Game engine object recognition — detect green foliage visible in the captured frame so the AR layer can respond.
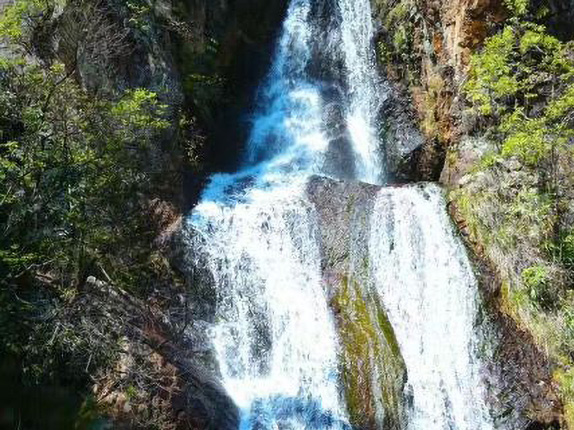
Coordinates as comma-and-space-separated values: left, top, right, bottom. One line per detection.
466, 22, 573, 117
0, 0, 45, 39
0, 59, 168, 287
548, 228, 574, 270
466, 26, 520, 116
179, 114, 205, 169
392, 24, 409, 55
375, 0, 419, 83
0, 1, 198, 425
477, 151, 503, 170
0, 53, 179, 430
462, 19, 574, 417
560, 231, 574, 268
522, 264, 550, 302
385, 1, 410, 27
499, 110, 548, 165
466, 21, 574, 177
126, 0, 152, 32
112, 88, 170, 130
553, 367, 574, 427
0, 0, 64, 51
504, 0, 530, 16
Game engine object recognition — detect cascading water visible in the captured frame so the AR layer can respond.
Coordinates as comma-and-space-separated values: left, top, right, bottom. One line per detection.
192, 184, 349, 429
369, 185, 494, 429
188, 0, 497, 428
339, 0, 387, 184
190, 0, 383, 427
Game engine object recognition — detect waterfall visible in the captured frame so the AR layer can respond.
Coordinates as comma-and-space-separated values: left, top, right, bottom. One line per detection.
189, 0, 380, 427
187, 0, 496, 428
192, 182, 349, 429
339, 0, 387, 184
369, 185, 494, 429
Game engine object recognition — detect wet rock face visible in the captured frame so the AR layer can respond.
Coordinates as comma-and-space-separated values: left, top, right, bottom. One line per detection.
307, 176, 562, 429
307, 176, 407, 430
446, 195, 564, 429
35, 0, 289, 209
536, 0, 574, 40
195, 0, 290, 174
306, 176, 380, 275
369, 0, 506, 183
381, 87, 428, 183
368, 0, 564, 422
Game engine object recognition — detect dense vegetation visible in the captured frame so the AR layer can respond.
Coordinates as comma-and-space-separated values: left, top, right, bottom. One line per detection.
454, 2, 574, 424
0, 0, 191, 427
0, 61, 170, 288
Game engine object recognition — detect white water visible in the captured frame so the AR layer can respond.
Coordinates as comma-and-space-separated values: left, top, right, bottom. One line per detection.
188, 0, 496, 428
339, 0, 387, 183
370, 185, 494, 430
192, 183, 348, 429
189, 0, 384, 427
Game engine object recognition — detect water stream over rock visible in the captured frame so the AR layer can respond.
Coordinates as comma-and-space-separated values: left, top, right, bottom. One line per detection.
186, 0, 497, 428
370, 185, 493, 429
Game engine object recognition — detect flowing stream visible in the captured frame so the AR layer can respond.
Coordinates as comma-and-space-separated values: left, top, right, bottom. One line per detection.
188, 0, 495, 428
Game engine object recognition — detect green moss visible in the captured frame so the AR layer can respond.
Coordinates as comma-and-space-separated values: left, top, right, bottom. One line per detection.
554, 368, 574, 428
375, 302, 402, 360
345, 194, 357, 215
392, 25, 408, 54
334, 275, 406, 429
375, 0, 419, 84
362, 254, 370, 272
385, 2, 410, 28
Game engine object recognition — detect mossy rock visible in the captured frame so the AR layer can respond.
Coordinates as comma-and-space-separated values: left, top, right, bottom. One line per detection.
332, 275, 406, 430
307, 176, 407, 428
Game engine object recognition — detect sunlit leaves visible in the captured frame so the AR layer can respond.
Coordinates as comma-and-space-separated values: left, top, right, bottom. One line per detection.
0, 0, 64, 48
0, 57, 169, 285
504, 0, 530, 16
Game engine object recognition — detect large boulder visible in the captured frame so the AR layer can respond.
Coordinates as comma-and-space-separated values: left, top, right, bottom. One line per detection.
381, 87, 428, 182
307, 176, 407, 430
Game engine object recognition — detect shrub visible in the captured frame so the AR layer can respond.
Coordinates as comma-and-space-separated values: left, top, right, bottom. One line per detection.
0, 59, 169, 287
461, 17, 574, 423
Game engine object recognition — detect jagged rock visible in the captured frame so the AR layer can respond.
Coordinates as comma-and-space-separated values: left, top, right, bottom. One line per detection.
542, 0, 574, 40
446, 203, 564, 429
440, 136, 492, 187
482, 310, 562, 430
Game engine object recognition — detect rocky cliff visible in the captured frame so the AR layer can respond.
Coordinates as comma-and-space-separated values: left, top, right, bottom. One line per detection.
3, 0, 573, 428
308, 177, 407, 430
